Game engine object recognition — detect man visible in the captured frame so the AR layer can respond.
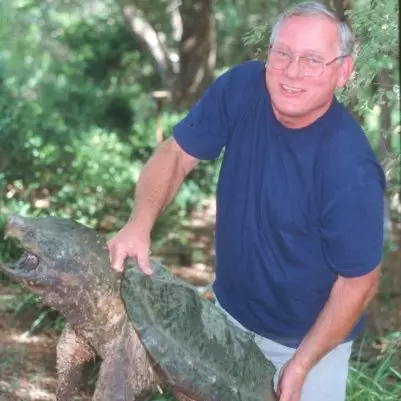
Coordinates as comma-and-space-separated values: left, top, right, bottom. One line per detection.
107, 2, 385, 400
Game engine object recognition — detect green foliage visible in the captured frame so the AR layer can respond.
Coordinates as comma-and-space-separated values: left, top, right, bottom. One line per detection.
0, 0, 220, 257
347, 332, 401, 400
344, 0, 400, 219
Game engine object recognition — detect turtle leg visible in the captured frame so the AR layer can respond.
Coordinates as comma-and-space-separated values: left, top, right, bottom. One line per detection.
92, 324, 159, 401
56, 323, 96, 401
91, 350, 129, 401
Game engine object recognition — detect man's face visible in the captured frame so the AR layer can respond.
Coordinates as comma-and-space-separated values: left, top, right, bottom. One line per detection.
265, 15, 353, 128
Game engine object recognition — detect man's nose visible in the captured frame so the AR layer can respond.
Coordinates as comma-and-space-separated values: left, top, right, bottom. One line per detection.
284, 57, 303, 79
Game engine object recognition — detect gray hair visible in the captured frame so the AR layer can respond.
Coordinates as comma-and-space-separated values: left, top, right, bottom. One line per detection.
269, 1, 355, 56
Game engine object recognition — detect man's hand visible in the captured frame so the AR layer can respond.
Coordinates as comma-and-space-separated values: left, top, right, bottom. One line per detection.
276, 359, 308, 401
106, 223, 153, 275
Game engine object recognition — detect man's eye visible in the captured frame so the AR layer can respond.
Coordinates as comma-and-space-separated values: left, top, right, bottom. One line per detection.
305, 57, 321, 65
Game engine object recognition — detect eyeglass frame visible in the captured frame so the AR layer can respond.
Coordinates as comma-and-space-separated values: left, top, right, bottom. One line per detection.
266, 44, 346, 77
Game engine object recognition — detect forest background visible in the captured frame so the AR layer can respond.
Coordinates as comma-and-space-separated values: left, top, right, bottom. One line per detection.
0, 0, 400, 400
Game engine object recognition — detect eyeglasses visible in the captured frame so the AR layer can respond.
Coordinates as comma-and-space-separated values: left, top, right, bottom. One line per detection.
267, 45, 345, 77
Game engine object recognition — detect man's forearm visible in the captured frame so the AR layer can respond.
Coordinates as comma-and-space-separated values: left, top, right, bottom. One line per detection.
129, 139, 192, 232
292, 266, 381, 372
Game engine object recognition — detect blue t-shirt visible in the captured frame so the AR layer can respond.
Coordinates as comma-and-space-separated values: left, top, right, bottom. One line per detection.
173, 60, 385, 348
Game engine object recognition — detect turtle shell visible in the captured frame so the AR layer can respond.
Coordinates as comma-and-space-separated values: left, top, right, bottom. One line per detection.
121, 259, 277, 401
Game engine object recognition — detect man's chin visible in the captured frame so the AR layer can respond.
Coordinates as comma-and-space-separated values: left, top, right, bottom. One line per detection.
271, 102, 309, 127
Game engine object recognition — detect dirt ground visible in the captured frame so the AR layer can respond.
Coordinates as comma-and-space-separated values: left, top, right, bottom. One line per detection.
0, 206, 400, 401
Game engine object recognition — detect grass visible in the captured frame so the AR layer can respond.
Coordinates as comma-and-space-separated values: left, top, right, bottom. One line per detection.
347, 332, 401, 400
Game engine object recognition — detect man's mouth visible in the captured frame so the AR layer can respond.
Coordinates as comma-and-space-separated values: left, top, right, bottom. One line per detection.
280, 84, 304, 94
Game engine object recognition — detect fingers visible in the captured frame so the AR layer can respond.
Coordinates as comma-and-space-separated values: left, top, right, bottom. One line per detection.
137, 252, 153, 276
107, 242, 126, 273
112, 252, 126, 273
106, 239, 153, 275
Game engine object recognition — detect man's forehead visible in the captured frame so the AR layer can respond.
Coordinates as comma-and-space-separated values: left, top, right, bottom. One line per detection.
274, 14, 339, 53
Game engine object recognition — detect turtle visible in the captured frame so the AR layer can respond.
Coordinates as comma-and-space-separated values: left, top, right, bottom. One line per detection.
0, 214, 277, 401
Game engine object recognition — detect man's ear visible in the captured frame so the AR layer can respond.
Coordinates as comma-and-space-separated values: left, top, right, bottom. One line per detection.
336, 56, 354, 88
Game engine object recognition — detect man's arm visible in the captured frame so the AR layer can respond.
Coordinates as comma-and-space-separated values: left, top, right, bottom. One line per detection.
107, 137, 199, 273
129, 137, 199, 232
293, 265, 381, 370
276, 266, 381, 401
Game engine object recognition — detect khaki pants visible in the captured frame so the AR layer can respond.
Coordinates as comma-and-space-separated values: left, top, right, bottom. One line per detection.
215, 298, 353, 401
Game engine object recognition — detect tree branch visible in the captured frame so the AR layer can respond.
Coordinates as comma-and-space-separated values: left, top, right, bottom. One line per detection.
116, 1, 176, 87
167, 0, 183, 42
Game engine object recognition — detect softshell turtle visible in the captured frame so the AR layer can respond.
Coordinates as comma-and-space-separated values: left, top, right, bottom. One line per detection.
0, 214, 276, 401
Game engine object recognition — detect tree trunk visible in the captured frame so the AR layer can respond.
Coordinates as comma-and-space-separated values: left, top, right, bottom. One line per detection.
117, 0, 176, 88
377, 70, 392, 161
174, 0, 216, 109
116, 0, 216, 110
331, 0, 352, 22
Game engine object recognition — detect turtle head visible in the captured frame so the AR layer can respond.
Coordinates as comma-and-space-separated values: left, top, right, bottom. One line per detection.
1, 214, 121, 320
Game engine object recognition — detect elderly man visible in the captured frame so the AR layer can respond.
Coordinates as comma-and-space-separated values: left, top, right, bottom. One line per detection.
107, 2, 385, 400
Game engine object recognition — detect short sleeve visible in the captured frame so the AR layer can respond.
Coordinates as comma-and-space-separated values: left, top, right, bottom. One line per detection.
319, 181, 385, 277
172, 68, 235, 160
